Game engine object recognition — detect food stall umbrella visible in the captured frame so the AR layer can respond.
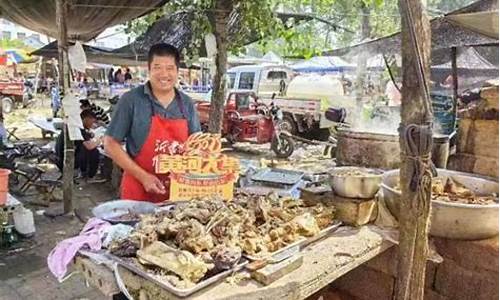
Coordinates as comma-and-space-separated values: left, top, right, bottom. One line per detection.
4, 49, 38, 64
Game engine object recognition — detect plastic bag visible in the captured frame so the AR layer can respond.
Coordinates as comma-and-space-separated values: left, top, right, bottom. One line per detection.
68, 41, 87, 73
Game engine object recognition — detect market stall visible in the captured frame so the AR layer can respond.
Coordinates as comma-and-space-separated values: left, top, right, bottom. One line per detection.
43, 133, 394, 299
74, 226, 392, 300
45, 121, 498, 299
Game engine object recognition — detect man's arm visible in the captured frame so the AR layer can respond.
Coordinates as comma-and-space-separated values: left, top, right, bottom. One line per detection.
104, 95, 166, 195
103, 136, 165, 194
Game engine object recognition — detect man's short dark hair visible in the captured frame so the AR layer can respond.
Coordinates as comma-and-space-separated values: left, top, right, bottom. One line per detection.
80, 109, 96, 120
148, 43, 180, 69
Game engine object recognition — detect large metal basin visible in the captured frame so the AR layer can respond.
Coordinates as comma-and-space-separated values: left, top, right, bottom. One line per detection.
381, 169, 499, 240
336, 129, 400, 169
336, 129, 452, 169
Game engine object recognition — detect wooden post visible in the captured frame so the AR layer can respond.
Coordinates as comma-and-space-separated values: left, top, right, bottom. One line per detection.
395, 0, 432, 299
451, 47, 458, 119
34, 57, 43, 105
56, 0, 74, 214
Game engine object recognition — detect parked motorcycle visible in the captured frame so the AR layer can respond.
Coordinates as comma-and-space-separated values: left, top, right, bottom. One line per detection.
197, 92, 295, 158
268, 101, 295, 158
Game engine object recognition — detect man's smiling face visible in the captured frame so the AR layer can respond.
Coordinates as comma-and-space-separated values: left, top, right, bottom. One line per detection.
149, 55, 178, 94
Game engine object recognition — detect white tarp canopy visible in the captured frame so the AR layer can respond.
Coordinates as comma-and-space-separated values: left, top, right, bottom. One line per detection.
446, 11, 499, 39
262, 51, 283, 63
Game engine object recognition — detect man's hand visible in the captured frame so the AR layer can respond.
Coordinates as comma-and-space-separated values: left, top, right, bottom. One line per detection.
140, 173, 166, 194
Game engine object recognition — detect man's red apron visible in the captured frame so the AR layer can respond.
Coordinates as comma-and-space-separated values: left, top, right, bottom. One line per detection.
121, 96, 188, 203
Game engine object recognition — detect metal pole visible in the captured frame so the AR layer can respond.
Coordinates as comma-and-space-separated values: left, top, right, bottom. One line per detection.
451, 47, 458, 119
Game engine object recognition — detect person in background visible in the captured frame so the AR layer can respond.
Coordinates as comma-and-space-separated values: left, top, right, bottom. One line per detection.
79, 99, 110, 126
108, 68, 115, 84
56, 109, 106, 183
441, 74, 454, 89
124, 68, 132, 82
385, 79, 402, 106
114, 69, 125, 84
78, 77, 89, 98
51, 85, 61, 117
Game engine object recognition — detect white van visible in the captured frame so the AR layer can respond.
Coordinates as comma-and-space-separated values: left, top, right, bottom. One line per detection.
227, 64, 294, 97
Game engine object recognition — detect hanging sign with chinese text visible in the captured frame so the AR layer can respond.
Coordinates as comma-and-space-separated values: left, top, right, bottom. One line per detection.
153, 133, 239, 201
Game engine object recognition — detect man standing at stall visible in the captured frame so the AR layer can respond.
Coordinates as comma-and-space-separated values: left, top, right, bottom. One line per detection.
104, 43, 201, 203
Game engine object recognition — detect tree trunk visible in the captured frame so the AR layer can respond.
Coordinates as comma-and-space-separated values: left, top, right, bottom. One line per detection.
208, 0, 232, 133
355, 3, 371, 112
56, 0, 74, 213
395, 0, 432, 300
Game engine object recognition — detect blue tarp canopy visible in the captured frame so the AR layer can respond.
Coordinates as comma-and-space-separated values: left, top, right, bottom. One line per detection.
290, 56, 356, 73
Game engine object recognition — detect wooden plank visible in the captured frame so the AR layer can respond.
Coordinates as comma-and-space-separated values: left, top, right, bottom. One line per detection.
76, 226, 393, 300
332, 196, 377, 226
251, 255, 304, 285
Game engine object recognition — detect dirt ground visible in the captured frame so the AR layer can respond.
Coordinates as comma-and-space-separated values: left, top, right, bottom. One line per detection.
0, 97, 116, 300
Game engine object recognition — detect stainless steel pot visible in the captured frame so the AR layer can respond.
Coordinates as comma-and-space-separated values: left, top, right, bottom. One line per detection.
330, 167, 383, 199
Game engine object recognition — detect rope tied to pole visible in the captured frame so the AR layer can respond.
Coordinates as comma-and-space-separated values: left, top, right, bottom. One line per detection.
401, 123, 436, 213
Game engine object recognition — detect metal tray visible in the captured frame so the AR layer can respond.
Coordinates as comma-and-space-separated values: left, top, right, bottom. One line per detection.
243, 220, 342, 261
251, 168, 304, 186
92, 200, 158, 225
107, 253, 248, 297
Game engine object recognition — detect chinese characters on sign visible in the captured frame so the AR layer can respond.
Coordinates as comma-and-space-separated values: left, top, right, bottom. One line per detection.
169, 173, 236, 200
154, 155, 239, 174
153, 133, 239, 201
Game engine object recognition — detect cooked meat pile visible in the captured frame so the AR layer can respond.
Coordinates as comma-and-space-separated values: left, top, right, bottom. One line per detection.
108, 193, 335, 287
431, 177, 498, 205
395, 177, 498, 205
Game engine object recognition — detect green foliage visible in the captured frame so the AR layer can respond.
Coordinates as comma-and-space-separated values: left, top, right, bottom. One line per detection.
254, 0, 398, 57
0, 38, 34, 51
125, 0, 282, 59
125, 0, 479, 59
254, 0, 478, 57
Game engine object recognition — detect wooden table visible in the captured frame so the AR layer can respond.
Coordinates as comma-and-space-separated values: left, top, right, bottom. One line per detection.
74, 225, 393, 300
